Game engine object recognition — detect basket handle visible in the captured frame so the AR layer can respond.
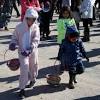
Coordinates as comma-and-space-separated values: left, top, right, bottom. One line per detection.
53, 60, 61, 75
4, 45, 18, 61
6, 60, 10, 66
4, 49, 9, 61
54, 60, 57, 67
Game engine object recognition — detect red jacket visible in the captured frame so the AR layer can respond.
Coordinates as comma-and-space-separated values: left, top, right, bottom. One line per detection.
20, 0, 41, 21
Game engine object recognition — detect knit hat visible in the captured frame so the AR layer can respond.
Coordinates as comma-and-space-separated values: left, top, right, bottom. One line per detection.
66, 24, 79, 37
25, 7, 39, 19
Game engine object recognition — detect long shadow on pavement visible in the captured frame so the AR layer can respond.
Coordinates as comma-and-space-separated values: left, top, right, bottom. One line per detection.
0, 88, 21, 100
87, 48, 100, 58
75, 95, 100, 100
38, 64, 60, 79
0, 75, 19, 83
0, 35, 12, 40
0, 40, 11, 44
0, 84, 67, 100
39, 35, 58, 48
25, 84, 67, 98
83, 60, 100, 68
0, 35, 11, 44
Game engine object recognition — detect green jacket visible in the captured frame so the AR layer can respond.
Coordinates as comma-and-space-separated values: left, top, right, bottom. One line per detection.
57, 18, 76, 44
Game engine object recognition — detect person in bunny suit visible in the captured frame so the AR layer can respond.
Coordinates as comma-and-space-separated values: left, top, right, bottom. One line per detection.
9, 8, 40, 98
20, 0, 41, 21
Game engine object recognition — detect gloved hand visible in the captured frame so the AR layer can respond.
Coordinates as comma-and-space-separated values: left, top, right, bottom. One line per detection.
9, 43, 16, 51
86, 57, 89, 62
84, 11, 88, 16
56, 56, 60, 60
21, 50, 31, 57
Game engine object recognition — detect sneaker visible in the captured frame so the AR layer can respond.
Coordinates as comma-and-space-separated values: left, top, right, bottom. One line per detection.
25, 81, 36, 88
5, 27, 9, 31
18, 89, 26, 98
82, 37, 90, 42
68, 83, 75, 89
16, 14, 20, 18
74, 79, 77, 84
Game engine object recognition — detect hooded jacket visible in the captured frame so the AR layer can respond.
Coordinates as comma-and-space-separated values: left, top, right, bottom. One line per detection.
11, 8, 40, 54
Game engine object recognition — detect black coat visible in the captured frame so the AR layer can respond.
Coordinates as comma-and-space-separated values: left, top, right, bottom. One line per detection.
0, 0, 13, 28
57, 38, 86, 74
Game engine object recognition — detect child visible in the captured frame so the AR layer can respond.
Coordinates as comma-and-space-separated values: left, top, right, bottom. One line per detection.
57, 25, 89, 89
57, 6, 77, 44
39, 1, 51, 40
57, 6, 78, 73
9, 8, 40, 97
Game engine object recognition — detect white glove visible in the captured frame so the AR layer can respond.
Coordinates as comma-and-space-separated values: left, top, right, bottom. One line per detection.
84, 11, 88, 16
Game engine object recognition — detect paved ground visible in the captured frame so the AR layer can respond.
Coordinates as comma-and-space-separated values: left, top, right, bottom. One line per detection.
0, 10, 100, 100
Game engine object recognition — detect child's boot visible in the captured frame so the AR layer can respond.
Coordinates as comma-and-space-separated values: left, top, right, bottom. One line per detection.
18, 89, 26, 98
74, 75, 77, 83
5, 26, 9, 31
26, 80, 36, 88
68, 74, 75, 89
82, 27, 90, 42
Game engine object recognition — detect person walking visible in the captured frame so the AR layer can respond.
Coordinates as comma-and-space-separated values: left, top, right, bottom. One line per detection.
80, 0, 95, 42
20, 0, 41, 21
12, 0, 20, 18
9, 8, 40, 98
57, 25, 89, 89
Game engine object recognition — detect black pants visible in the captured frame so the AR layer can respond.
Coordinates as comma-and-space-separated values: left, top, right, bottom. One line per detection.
56, 0, 62, 13
40, 11, 50, 38
82, 18, 91, 41
40, 23, 50, 37
82, 18, 92, 28
0, 0, 13, 28
13, 2, 20, 16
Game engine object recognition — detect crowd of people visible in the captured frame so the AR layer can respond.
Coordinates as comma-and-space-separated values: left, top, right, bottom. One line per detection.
0, 0, 100, 98
0, 0, 100, 40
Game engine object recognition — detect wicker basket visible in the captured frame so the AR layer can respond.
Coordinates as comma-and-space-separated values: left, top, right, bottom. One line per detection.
4, 49, 20, 71
7, 58, 20, 71
46, 74, 61, 85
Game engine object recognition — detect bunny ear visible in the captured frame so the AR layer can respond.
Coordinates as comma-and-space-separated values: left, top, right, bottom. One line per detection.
25, 7, 39, 19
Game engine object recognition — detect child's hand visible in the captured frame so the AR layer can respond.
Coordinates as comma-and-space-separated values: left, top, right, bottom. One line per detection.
9, 43, 16, 51
56, 57, 60, 60
86, 57, 89, 62
84, 11, 88, 16
21, 50, 31, 57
